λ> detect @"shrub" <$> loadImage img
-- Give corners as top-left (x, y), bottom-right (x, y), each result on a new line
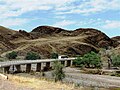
top-left (51, 53), bottom-right (58, 59)
top-left (74, 51), bottom-right (102, 68)
top-left (25, 52), bottom-right (41, 60)
top-left (52, 61), bottom-right (65, 82)
top-left (73, 56), bottom-right (84, 67)
top-left (110, 73), bottom-right (120, 77)
top-left (111, 54), bottom-right (120, 67)
top-left (6, 51), bottom-right (17, 59)
top-left (84, 69), bottom-right (103, 74)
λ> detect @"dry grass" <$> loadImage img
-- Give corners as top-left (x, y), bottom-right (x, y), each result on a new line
top-left (1, 35), bottom-right (91, 58)
top-left (8, 74), bottom-right (79, 90)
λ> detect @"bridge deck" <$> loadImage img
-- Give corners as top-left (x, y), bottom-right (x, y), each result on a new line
top-left (0, 58), bottom-right (75, 68)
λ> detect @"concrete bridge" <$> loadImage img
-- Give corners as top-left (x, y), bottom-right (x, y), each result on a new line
top-left (0, 58), bottom-right (75, 74)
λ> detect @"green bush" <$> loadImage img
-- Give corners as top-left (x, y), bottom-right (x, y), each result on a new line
top-left (52, 61), bottom-right (65, 82)
top-left (110, 73), bottom-right (120, 77)
top-left (25, 52), bottom-right (41, 60)
top-left (74, 51), bottom-right (102, 68)
top-left (73, 56), bottom-right (84, 67)
top-left (6, 51), bottom-right (17, 59)
top-left (51, 53), bottom-right (58, 59)
top-left (111, 54), bottom-right (120, 67)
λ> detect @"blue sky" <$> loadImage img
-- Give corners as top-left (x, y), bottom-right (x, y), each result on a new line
top-left (0, 0), bottom-right (120, 37)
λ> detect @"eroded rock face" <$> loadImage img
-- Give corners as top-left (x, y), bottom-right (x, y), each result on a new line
top-left (19, 30), bottom-right (30, 37)
top-left (65, 43), bottom-right (98, 56)
top-left (0, 25), bottom-right (119, 58)
top-left (76, 28), bottom-right (119, 48)
top-left (10, 30), bottom-right (33, 40)
top-left (111, 36), bottom-right (120, 42)
top-left (84, 34), bottom-right (119, 48)
top-left (0, 35), bottom-right (15, 54)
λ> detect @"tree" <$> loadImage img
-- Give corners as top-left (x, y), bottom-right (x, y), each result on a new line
top-left (83, 51), bottom-right (102, 68)
top-left (25, 52), bottom-right (41, 60)
top-left (74, 51), bottom-right (102, 68)
top-left (52, 61), bottom-right (65, 82)
top-left (73, 56), bottom-right (84, 67)
top-left (6, 51), bottom-right (17, 59)
top-left (111, 54), bottom-right (120, 67)
top-left (51, 53), bottom-right (58, 59)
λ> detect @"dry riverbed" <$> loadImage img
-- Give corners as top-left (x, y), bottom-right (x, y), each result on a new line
top-left (0, 67), bottom-right (120, 90)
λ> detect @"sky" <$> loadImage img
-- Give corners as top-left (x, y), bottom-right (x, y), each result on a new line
top-left (0, 0), bottom-right (120, 37)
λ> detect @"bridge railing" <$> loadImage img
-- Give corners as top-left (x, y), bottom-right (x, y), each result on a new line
top-left (0, 58), bottom-right (76, 68)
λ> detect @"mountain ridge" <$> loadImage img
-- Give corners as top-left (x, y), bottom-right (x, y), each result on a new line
top-left (0, 25), bottom-right (119, 58)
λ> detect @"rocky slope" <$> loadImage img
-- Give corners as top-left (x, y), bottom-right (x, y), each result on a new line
top-left (111, 36), bottom-right (120, 43)
top-left (0, 25), bottom-right (119, 58)
top-left (0, 26), bottom-right (16, 54)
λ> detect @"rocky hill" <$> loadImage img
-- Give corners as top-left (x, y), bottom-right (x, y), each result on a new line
top-left (111, 36), bottom-right (120, 43)
top-left (0, 25), bottom-right (119, 58)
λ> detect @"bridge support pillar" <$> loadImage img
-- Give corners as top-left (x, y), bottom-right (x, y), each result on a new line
top-left (41, 63), bottom-right (44, 70)
top-left (36, 63), bottom-right (41, 72)
top-left (26, 64), bottom-right (31, 73)
top-left (3, 66), bottom-right (10, 74)
top-left (15, 65), bottom-right (21, 72)
top-left (65, 61), bottom-right (67, 67)
top-left (70, 60), bottom-right (73, 67)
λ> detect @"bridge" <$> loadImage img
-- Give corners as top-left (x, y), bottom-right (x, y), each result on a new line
top-left (0, 58), bottom-right (76, 74)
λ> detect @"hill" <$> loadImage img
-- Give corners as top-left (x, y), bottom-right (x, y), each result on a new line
top-left (111, 36), bottom-right (120, 43)
top-left (0, 25), bottom-right (119, 58)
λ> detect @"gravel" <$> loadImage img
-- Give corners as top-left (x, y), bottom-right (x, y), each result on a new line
top-left (44, 67), bottom-right (120, 88)
top-left (0, 67), bottom-right (120, 90)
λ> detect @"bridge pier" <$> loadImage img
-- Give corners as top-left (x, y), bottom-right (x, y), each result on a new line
top-left (3, 66), bottom-right (10, 74)
top-left (36, 63), bottom-right (41, 72)
top-left (65, 61), bottom-right (67, 67)
top-left (15, 65), bottom-right (21, 72)
top-left (70, 60), bottom-right (73, 67)
top-left (26, 64), bottom-right (31, 73)
top-left (41, 63), bottom-right (44, 70)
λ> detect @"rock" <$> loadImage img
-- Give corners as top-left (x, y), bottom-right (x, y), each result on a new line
top-left (19, 30), bottom-right (30, 37)
top-left (66, 43), bottom-right (98, 56)
top-left (111, 36), bottom-right (120, 43)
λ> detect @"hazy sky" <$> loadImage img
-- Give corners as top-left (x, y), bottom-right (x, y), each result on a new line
top-left (0, 0), bottom-right (120, 37)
